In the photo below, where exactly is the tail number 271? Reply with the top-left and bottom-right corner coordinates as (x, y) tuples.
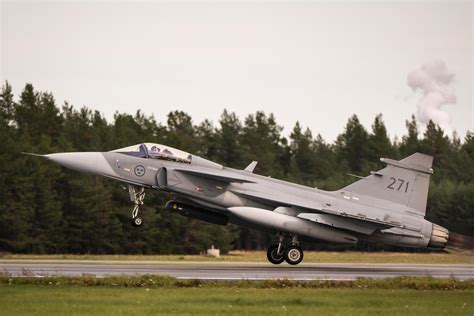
(387, 177), (409, 193)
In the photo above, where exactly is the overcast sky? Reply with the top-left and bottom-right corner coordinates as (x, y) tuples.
(1, 1), (472, 142)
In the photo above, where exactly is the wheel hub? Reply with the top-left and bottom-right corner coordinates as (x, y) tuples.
(288, 249), (300, 261)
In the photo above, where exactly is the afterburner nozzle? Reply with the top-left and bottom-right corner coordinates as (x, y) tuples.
(428, 224), (449, 249)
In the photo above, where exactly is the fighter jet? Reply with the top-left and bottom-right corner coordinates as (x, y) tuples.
(27, 143), (449, 265)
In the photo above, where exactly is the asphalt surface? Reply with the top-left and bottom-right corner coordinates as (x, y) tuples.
(1, 260), (473, 280)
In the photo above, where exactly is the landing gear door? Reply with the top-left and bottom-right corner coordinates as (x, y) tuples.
(156, 167), (168, 189)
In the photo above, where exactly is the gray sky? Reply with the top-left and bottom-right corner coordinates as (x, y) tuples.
(1, 1), (472, 142)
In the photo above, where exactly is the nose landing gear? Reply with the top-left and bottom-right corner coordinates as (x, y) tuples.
(128, 185), (145, 227)
(266, 233), (304, 265)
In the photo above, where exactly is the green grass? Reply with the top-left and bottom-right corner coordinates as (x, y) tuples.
(2, 248), (473, 264)
(1, 276), (473, 315)
(1, 275), (474, 290)
(1, 284), (473, 315)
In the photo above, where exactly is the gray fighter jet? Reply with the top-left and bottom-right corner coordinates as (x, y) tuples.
(28, 143), (449, 265)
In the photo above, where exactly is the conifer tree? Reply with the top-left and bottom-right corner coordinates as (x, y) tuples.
(399, 115), (421, 156)
(290, 122), (316, 183)
(335, 114), (369, 173)
(215, 110), (243, 168)
(366, 114), (398, 170)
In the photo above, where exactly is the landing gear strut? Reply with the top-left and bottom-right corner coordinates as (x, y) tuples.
(128, 185), (145, 227)
(267, 234), (285, 264)
(266, 233), (304, 265)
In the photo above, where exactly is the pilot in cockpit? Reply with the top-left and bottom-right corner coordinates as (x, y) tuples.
(149, 145), (160, 157)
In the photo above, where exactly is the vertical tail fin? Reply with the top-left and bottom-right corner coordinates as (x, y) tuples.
(342, 153), (433, 216)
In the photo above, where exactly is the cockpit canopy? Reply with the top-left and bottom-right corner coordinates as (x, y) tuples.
(111, 143), (192, 164)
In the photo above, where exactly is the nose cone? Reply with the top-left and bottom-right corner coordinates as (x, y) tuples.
(45, 152), (102, 175)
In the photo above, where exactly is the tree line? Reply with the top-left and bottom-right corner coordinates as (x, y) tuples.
(0, 82), (472, 254)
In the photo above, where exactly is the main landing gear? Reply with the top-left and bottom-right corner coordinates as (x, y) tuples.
(128, 185), (145, 227)
(267, 233), (304, 265)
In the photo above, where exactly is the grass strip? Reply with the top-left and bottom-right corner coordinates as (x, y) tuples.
(1, 275), (473, 290)
(1, 285), (473, 315)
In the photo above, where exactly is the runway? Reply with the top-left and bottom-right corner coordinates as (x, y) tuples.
(1, 260), (473, 280)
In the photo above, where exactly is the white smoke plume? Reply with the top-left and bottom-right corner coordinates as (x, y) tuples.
(407, 60), (456, 135)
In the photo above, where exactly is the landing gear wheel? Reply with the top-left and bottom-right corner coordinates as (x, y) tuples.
(128, 185), (146, 227)
(284, 245), (304, 265)
(131, 217), (143, 227)
(267, 244), (285, 264)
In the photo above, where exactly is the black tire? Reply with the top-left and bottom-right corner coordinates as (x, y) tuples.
(284, 245), (304, 265)
(131, 217), (143, 227)
(267, 244), (285, 264)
